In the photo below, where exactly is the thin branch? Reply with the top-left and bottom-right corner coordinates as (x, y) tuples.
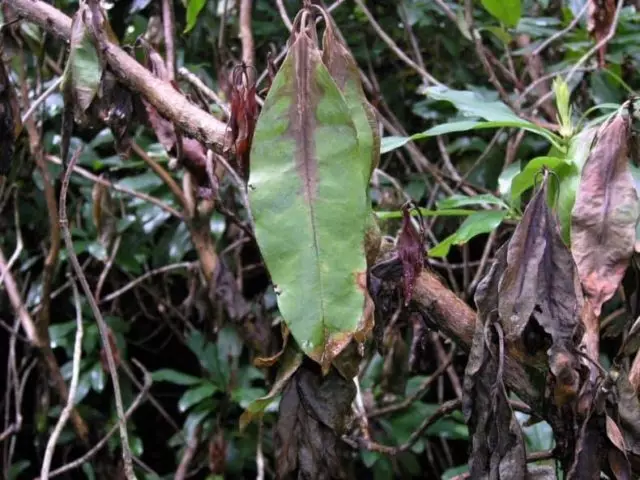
(344, 399), (462, 454)
(41, 360), (152, 479)
(162, 0), (176, 80)
(368, 352), (454, 418)
(352, 0), (443, 87)
(174, 424), (200, 480)
(533, 1), (589, 56)
(59, 150), (136, 480)
(21, 76), (63, 124)
(100, 262), (195, 304)
(46, 154), (182, 219)
(178, 67), (230, 117)
(41, 281), (84, 480)
(11, 0), (227, 151)
(239, 0), (255, 66)
(275, 0), (293, 31)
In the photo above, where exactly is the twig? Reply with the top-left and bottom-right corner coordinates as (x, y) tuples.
(275, 0), (293, 31)
(59, 150), (136, 480)
(368, 352), (454, 418)
(174, 424), (200, 480)
(95, 236), (122, 302)
(531, 0), (624, 113)
(46, 154), (182, 219)
(178, 67), (230, 117)
(256, 420), (265, 480)
(353, 0), (442, 87)
(41, 360), (152, 479)
(162, 0), (176, 80)
(533, 1), (589, 56)
(0, 192), (23, 288)
(100, 262), (195, 304)
(21, 76), (63, 124)
(239, 0), (254, 66)
(11, 0), (227, 151)
(345, 399), (461, 454)
(41, 281), (84, 480)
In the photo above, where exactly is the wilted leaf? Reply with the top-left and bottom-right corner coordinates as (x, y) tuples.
(274, 364), (355, 480)
(248, 7), (376, 369)
(397, 205), (424, 305)
(587, 0), (616, 67)
(499, 173), (583, 405)
(240, 343), (303, 430)
(571, 112), (640, 316)
(224, 64), (257, 182)
(0, 58), (19, 176)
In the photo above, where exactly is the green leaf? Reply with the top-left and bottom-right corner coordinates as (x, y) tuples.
(429, 211), (507, 257)
(509, 156), (569, 202)
(49, 321), (76, 349)
(151, 369), (202, 386)
(498, 161), (521, 198)
(481, 0), (521, 27)
(178, 382), (219, 412)
(184, 0), (207, 33)
(240, 344), (303, 430)
(61, 5), (104, 121)
(424, 86), (522, 123)
(437, 193), (509, 210)
(249, 21), (374, 368)
(375, 208), (477, 220)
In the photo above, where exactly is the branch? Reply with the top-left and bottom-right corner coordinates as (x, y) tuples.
(41, 281), (84, 480)
(10, 0), (227, 151)
(59, 150), (135, 480)
(239, 0), (255, 66)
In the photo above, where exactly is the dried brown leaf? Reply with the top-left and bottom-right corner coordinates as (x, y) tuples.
(571, 113), (640, 316)
(587, 0), (616, 67)
(397, 205), (425, 305)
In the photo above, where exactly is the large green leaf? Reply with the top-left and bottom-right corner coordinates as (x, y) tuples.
(249, 13), (374, 369)
(481, 0), (522, 27)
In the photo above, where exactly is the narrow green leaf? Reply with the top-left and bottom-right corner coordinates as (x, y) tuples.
(381, 119), (562, 155)
(375, 208), (477, 220)
(498, 161), (521, 198)
(429, 211), (507, 257)
(151, 369), (202, 386)
(184, 0), (207, 33)
(437, 193), (509, 210)
(481, 0), (521, 27)
(178, 382), (218, 412)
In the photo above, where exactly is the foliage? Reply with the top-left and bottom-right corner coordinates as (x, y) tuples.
(3, 0), (640, 478)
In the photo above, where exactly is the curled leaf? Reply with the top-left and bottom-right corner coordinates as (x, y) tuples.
(397, 204), (425, 305)
(571, 112), (640, 316)
(225, 64), (258, 182)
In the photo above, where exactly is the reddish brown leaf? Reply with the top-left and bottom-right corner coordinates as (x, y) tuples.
(571, 112), (640, 316)
(587, 0), (616, 67)
(397, 204), (425, 305)
(224, 64), (258, 182)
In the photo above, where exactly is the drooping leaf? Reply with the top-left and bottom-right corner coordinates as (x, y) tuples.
(248, 8), (375, 369)
(571, 112), (640, 316)
(509, 156), (569, 203)
(274, 365), (355, 479)
(224, 63), (258, 182)
(481, 0), (522, 27)
(321, 11), (380, 182)
(464, 247), (528, 479)
(0, 58), (19, 176)
(240, 343), (303, 430)
(499, 173), (583, 405)
(437, 193), (508, 210)
(397, 205), (425, 305)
